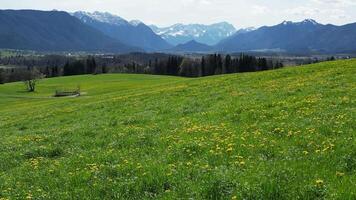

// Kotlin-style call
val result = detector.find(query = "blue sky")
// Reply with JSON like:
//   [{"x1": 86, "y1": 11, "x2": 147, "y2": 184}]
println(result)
[{"x1": 1, "y1": 0, "x2": 356, "y2": 28}]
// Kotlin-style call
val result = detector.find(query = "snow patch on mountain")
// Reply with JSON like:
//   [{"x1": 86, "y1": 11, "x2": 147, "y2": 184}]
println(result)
[
  {"x1": 73, "y1": 11, "x2": 129, "y2": 26},
  {"x1": 149, "y1": 22, "x2": 236, "y2": 45}
]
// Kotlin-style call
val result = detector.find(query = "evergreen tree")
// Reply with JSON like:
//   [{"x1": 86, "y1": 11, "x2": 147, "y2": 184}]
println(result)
[
  {"x1": 224, "y1": 54, "x2": 232, "y2": 73},
  {"x1": 52, "y1": 65, "x2": 59, "y2": 77},
  {"x1": 258, "y1": 58, "x2": 268, "y2": 71},
  {"x1": 201, "y1": 56, "x2": 206, "y2": 76},
  {"x1": 63, "y1": 60, "x2": 85, "y2": 76},
  {"x1": 45, "y1": 66, "x2": 50, "y2": 77},
  {"x1": 63, "y1": 61, "x2": 70, "y2": 76},
  {"x1": 86, "y1": 57, "x2": 97, "y2": 74},
  {"x1": 215, "y1": 54, "x2": 223, "y2": 75},
  {"x1": 0, "y1": 68, "x2": 4, "y2": 84},
  {"x1": 102, "y1": 64, "x2": 108, "y2": 74}
]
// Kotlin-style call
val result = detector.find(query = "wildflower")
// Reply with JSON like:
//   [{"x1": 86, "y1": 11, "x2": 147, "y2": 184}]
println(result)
[
  {"x1": 226, "y1": 147, "x2": 233, "y2": 153},
  {"x1": 315, "y1": 179, "x2": 324, "y2": 186},
  {"x1": 26, "y1": 194, "x2": 32, "y2": 199},
  {"x1": 336, "y1": 171, "x2": 345, "y2": 177},
  {"x1": 202, "y1": 164, "x2": 209, "y2": 169},
  {"x1": 232, "y1": 196, "x2": 237, "y2": 200},
  {"x1": 303, "y1": 151, "x2": 309, "y2": 155}
]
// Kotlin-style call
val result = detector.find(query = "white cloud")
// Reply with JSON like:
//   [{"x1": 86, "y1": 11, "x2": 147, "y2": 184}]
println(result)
[
  {"x1": 312, "y1": 0, "x2": 356, "y2": 6},
  {"x1": 251, "y1": 5, "x2": 269, "y2": 15},
  {"x1": 0, "y1": 0, "x2": 355, "y2": 28}
]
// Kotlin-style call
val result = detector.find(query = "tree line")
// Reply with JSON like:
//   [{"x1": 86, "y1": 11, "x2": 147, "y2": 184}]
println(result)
[
  {"x1": 0, "y1": 53, "x2": 284, "y2": 84},
  {"x1": 152, "y1": 54, "x2": 283, "y2": 77}
]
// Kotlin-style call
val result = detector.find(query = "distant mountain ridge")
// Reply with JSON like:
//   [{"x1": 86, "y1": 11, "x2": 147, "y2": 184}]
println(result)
[
  {"x1": 0, "y1": 10, "x2": 139, "y2": 53},
  {"x1": 170, "y1": 40, "x2": 213, "y2": 52},
  {"x1": 150, "y1": 22, "x2": 236, "y2": 46},
  {"x1": 1, "y1": 10, "x2": 356, "y2": 54},
  {"x1": 216, "y1": 19, "x2": 356, "y2": 54},
  {"x1": 72, "y1": 11, "x2": 171, "y2": 51}
]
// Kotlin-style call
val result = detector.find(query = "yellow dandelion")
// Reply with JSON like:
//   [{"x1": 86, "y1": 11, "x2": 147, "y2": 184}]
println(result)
[
  {"x1": 26, "y1": 194, "x2": 32, "y2": 199},
  {"x1": 226, "y1": 147, "x2": 233, "y2": 153},
  {"x1": 315, "y1": 179, "x2": 324, "y2": 186},
  {"x1": 336, "y1": 171, "x2": 345, "y2": 177}
]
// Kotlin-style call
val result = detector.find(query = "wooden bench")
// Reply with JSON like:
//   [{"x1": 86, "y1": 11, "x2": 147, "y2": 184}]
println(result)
[{"x1": 54, "y1": 88, "x2": 81, "y2": 97}]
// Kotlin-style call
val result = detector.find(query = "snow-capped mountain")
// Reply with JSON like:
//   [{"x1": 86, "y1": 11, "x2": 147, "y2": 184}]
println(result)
[
  {"x1": 129, "y1": 20, "x2": 143, "y2": 26},
  {"x1": 235, "y1": 27, "x2": 256, "y2": 34},
  {"x1": 150, "y1": 22, "x2": 236, "y2": 46},
  {"x1": 72, "y1": 11, "x2": 171, "y2": 51},
  {"x1": 73, "y1": 11, "x2": 128, "y2": 26},
  {"x1": 280, "y1": 19, "x2": 320, "y2": 26}
]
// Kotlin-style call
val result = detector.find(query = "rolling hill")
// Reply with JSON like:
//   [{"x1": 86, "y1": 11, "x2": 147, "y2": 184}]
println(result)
[
  {"x1": 170, "y1": 40, "x2": 213, "y2": 52},
  {"x1": 72, "y1": 11, "x2": 172, "y2": 51},
  {"x1": 0, "y1": 60, "x2": 355, "y2": 199},
  {"x1": 0, "y1": 10, "x2": 140, "y2": 53}
]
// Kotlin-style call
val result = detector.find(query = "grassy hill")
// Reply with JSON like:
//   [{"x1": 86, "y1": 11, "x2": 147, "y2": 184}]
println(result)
[{"x1": 0, "y1": 60, "x2": 355, "y2": 199}]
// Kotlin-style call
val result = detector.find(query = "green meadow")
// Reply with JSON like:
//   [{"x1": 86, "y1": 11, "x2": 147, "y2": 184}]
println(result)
[{"x1": 0, "y1": 60, "x2": 355, "y2": 199}]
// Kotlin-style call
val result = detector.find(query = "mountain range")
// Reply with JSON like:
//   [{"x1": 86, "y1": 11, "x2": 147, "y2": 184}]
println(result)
[
  {"x1": 150, "y1": 22, "x2": 237, "y2": 46},
  {"x1": 217, "y1": 19, "x2": 356, "y2": 54},
  {"x1": 0, "y1": 10, "x2": 139, "y2": 53},
  {"x1": 72, "y1": 11, "x2": 172, "y2": 51},
  {"x1": 0, "y1": 10, "x2": 356, "y2": 54}
]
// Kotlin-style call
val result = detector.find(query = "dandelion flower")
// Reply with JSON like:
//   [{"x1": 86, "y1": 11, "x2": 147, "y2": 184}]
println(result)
[
  {"x1": 227, "y1": 147, "x2": 233, "y2": 153},
  {"x1": 315, "y1": 179, "x2": 324, "y2": 186},
  {"x1": 336, "y1": 171, "x2": 345, "y2": 177}
]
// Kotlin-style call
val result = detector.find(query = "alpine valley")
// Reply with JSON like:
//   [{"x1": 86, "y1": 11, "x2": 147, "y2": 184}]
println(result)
[{"x1": 0, "y1": 10, "x2": 356, "y2": 54}]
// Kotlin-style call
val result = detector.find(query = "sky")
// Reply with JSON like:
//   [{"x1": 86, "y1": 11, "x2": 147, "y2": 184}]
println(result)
[{"x1": 1, "y1": 0, "x2": 356, "y2": 28}]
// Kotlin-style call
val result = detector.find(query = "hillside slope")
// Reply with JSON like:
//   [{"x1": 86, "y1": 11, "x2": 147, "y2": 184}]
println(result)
[
  {"x1": 170, "y1": 40, "x2": 213, "y2": 52},
  {"x1": 0, "y1": 10, "x2": 139, "y2": 52},
  {"x1": 0, "y1": 60, "x2": 355, "y2": 199}
]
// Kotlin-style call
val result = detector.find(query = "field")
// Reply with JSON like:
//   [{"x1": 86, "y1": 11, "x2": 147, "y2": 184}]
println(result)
[{"x1": 0, "y1": 60, "x2": 355, "y2": 199}]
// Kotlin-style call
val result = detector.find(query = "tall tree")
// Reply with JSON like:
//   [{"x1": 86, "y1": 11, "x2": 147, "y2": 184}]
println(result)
[
  {"x1": 224, "y1": 54, "x2": 232, "y2": 73},
  {"x1": 86, "y1": 57, "x2": 97, "y2": 74},
  {"x1": 258, "y1": 58, "x2": 268, "y2": 71},
  {"x1": 0, "y1": 68, "x2": 4, "y2": 84},
  {"x1": 22, "y1": 68, "x2": 44, "y2": 92},
  {"x1": 215, "y1": 54, "x2": 223, "y2": 75},
  {"x1": 201, "y1": 56, "x2": 206, "y2": 76}
]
